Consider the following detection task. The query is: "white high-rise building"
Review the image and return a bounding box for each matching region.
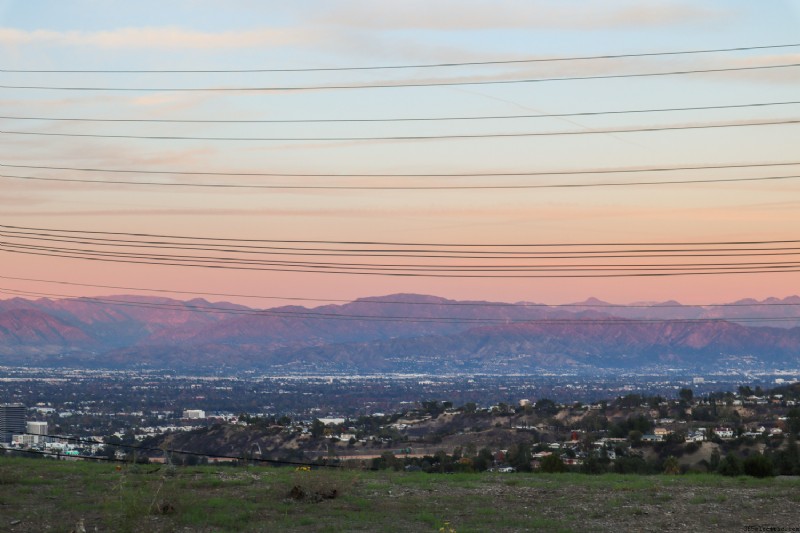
[27,421,48,435]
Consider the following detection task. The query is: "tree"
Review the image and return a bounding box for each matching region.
[663,456,681,475]
[648,395,665,409]
[581,451,608,475]
[539,453,566,473]
[534,398,558,417]
[421,401,444,417]
[472,448,494,472]
[743,453,774,478]
[618,394,643,409]
[613,456,650,474]
[310,418,325,439]
[769,434,800,475]
[786,408,800,435]
[679,388,694,403]
[464,442,477,458]
[372,451,402,471]
[717,453,743,476]
[507,443,533,472]
[709,447,721,472]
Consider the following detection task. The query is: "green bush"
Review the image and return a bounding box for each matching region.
[717,454,743,476]
[743,453,774,478]
[539,454,566,473]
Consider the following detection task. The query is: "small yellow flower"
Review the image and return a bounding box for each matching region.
[439,521,456,533]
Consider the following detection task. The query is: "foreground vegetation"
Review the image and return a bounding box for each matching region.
[2,456,799,532]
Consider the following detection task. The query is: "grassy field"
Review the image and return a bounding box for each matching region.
[1,457,799,532]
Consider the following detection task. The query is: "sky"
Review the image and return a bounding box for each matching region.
[1,0,800,307]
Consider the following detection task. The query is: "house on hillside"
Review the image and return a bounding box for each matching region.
[687,431,705,442]
[714,427,735,439]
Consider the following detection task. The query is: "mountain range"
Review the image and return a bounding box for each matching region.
[1,293,799,371]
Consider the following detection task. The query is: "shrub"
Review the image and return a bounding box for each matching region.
[539,454,566,473]
[613,456,651,475]
[743,453,774,478]
[717,454,743,477]
[663,456,680,475]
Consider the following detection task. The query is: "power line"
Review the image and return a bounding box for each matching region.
[4,159,798,178]
[9,241,800,265]
[3,223,799,248]
[5,42,799,73]
[5,246,800,278]
[4,172,800,190]
[0,286,534,323]
[19,432,343,468]
[2,118,798,143]
[7,240,800,271]
[3,287,799,324]
[2,100,798,124]
[2,273,798,310]
[5,447,124,463]
[8,229,800,259]
[2,62,799,91]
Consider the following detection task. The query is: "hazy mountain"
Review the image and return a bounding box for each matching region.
[1,293,799,370]
[275,318,800,371]
[565,295,800,326]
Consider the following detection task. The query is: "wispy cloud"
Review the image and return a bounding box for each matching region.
[0,26,322,49]
[311,0,726,30]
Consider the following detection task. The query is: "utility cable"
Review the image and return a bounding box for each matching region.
[2,62,798,91]
[4,42,798,73]
[19,432,343,468]
[2,100,797,124]
[8,227,800,256]
[9,236,800,261]
[5,246,800,278]
[3,172,800,190]
[4,159,798,178]
[2,273,800,310]
[2,223,798,248]
[3,287,800,324]
[2,118,798,141]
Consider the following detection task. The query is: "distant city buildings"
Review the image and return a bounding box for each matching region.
[0,403,26,443]
[183,409,206,419]
[27,421,48,435]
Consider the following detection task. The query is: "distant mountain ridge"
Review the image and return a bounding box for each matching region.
[0,293,799,371]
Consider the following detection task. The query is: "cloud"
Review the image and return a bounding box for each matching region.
[311,0,725,30]
[0,26,321,49]
[0,2,729,54]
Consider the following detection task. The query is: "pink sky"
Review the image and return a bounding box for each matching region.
[2,1,800,308]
